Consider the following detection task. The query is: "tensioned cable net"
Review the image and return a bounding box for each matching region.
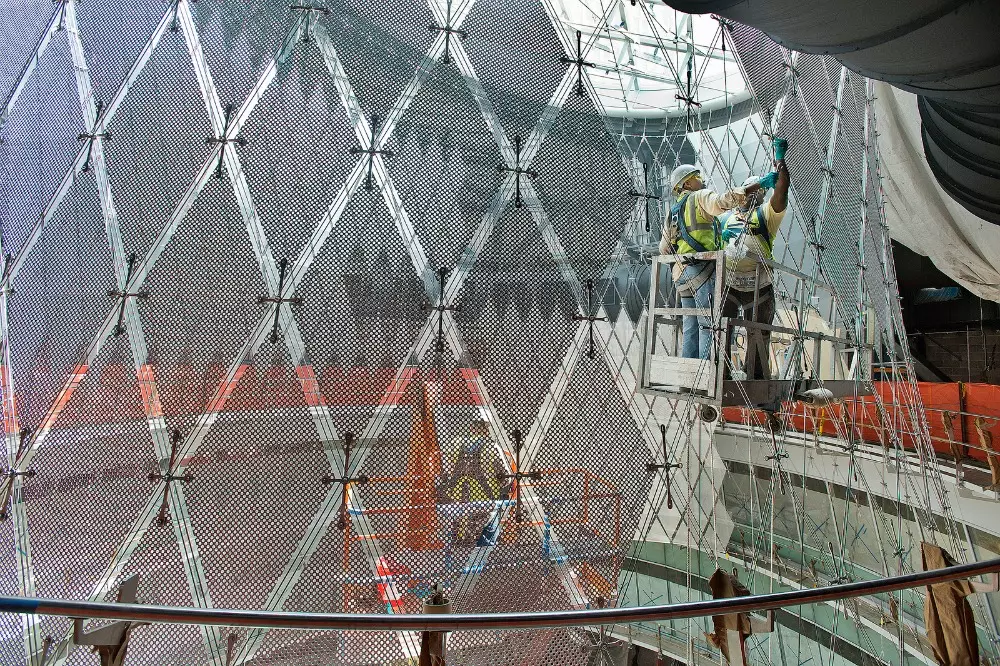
[0,0,998,665]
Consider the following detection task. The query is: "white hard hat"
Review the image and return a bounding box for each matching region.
[741,176,761,189]
[669,164,700,193]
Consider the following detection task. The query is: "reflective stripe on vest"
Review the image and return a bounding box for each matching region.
[671,192,719,254]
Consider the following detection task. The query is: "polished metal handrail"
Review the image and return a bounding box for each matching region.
[1,557,998,632]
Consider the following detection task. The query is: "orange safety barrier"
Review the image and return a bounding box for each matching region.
[405,381,443,551]
[722,382,1000,471]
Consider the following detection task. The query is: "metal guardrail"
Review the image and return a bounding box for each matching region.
[1,557,998,632]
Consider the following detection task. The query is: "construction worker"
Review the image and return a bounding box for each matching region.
[720,139,790,379]
[445,420,503,542]
[662,165,776,360]
[446,420,499,502]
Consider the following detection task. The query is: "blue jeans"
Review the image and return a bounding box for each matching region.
[676,263,715,360]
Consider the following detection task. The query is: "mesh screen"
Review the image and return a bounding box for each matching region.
[139,175,269,437]
[296,187,425,436]
[320,0,435,122]
[388,58,500,274]
[531,91,632,286]
[0,0,51,99]
[0,519,26,665]
[86,524,211,666]
[461,0,565,143]
[0,30,82,256]
[0,1,952,665]
[75,0,165,106]
[239,44,357,267]
[185,347,332,611]
[103,28,214,265]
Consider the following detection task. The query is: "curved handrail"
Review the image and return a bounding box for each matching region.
[1,557,997,632]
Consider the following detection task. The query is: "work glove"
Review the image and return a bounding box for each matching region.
[721,218,745,242]
[759,171,779,190]
[773,137,788,161]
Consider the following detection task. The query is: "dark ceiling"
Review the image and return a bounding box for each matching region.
[663,0,1000,224]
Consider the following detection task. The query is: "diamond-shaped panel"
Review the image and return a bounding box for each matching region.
[0,31,83,256]
[6,172,115,432]
[320,0,436,122]
[532,90,632,286]
[461,0,565,142]
[103,28,214,264]
[388,59,501,273]
[138,175,269,438]
[240,42,358,266]
[353,360,512,606]
[191,0,294,109]
[531,353,653,602]
[183,345,329,611]
[297,188,425,438]
[455,206,576,435]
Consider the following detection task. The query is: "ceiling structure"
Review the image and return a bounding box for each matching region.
[547,0,748,118]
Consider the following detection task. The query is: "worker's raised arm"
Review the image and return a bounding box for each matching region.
[770,159,789,213]
[696,186,750,218]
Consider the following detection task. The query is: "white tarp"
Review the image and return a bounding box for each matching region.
[875,81,1000,302]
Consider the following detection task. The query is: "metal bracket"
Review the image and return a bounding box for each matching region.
[422,267,461,353]
[147,429,192,526]
[0,428,35,520]
[497,135,537,209]
[496,429,541,523]
[289,3,329,42]
[572,279,608,359]
[646,424,682,510]
[322,432,368,530]
[428,0,466,64]
[349,114,393,191]
[78,101,110,172]
[257,258,304,343]
[205,103,248,180]
[559,30,594,96]
[108,253,150,336]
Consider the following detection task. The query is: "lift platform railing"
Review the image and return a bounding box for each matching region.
[640,251,873,411]
[2,557,997,631]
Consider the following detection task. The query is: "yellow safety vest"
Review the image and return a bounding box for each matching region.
[744,205,773,261]
[671,192,720,254]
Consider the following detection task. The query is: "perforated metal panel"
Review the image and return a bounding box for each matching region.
[76,0,164,106]
[0,2,955,665]
[0,30,82,256]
